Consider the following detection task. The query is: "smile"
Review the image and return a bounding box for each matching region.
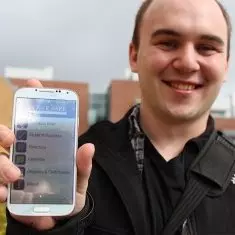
[163,81,203,91]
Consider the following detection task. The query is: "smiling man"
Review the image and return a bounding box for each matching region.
[1,0,235,234]
[129,0,230,161]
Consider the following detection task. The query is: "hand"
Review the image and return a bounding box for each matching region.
[0,79,95,231]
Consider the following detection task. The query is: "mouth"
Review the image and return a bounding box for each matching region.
[162,81,203,91]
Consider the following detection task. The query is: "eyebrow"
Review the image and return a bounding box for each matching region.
[151,28,225,46]
[200,35,224,46]
[151,29,181,38]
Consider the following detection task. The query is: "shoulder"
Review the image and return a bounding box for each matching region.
[78,106,137,146]
[216,130,235,152]
[78,120,114,145]
[78,116,130,148]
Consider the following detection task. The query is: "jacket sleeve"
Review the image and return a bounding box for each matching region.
[5,193,94,235]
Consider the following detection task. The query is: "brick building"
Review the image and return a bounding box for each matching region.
[10,78,89,135]
[108,80,141,122]
[108,79,235,133]
[2,77,235,137]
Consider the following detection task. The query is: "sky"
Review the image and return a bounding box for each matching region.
[0,0,234,108]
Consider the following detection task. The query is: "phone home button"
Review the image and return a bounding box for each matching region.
[33,207,50,213]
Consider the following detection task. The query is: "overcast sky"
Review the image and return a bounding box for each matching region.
[0,0,234,108]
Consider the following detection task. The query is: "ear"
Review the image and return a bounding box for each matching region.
[129,42,138,73]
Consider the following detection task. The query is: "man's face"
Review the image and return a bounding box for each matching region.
[129,0,229,122]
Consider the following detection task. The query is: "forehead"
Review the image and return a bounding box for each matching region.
[141,0,227,41]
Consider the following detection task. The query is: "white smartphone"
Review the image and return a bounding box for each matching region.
[7,87,78,216]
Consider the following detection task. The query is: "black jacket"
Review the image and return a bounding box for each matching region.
[6,111,235,235]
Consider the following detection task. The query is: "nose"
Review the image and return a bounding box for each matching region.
[172,44,200,73]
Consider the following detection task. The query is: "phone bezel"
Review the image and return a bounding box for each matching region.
[7,87,78,216]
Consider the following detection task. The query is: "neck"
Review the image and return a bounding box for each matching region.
[139,103,210,161]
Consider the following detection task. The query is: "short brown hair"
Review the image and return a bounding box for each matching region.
[131,0,232,59]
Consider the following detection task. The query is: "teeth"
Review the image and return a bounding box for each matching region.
[170,83,196,90]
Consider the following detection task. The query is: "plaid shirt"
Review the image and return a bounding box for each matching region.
[128,105,189,234]
[128,105,145,174]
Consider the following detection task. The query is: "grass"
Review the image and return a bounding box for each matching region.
[0,204,6,235]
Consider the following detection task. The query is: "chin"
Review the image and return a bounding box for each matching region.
[166,109,202,123]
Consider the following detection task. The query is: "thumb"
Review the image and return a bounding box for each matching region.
[76,143,95,196]
[26,79,43,88]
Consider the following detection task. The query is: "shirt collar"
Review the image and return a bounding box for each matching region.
[128,105,215,147]
[128,104,143,140]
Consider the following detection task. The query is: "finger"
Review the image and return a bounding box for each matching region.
[31,217,56,231]
[26,79,43,88]
[0,154,21,183]
[76,143,95,195]
[0,184,7,202]
[11,215,56,231]
[0,125,15,148]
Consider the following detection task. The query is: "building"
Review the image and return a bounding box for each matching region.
[2,76,235,138]
[107,79,235,134]
[89,93,108,125]
[10,78,89,135]
[108,79,141,123]
[210,109,228,118]
[4,66,54,81]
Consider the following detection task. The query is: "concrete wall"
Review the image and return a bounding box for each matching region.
[0,77,14,128]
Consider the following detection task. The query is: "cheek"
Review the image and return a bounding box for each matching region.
[150,52,171,70]
[202,58,227,84]
[205,67,226,85]
[138,49,171,74]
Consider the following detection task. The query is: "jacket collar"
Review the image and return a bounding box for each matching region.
[88,112,148,235]
[189,131,235,195]
[86,108,235,234]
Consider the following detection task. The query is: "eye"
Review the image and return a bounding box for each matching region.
[197,44,217,55]
[156,40,178,50]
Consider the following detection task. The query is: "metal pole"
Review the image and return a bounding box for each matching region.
[230,94,234,117]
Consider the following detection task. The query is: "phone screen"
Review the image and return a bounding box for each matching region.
[10,97,77,205]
